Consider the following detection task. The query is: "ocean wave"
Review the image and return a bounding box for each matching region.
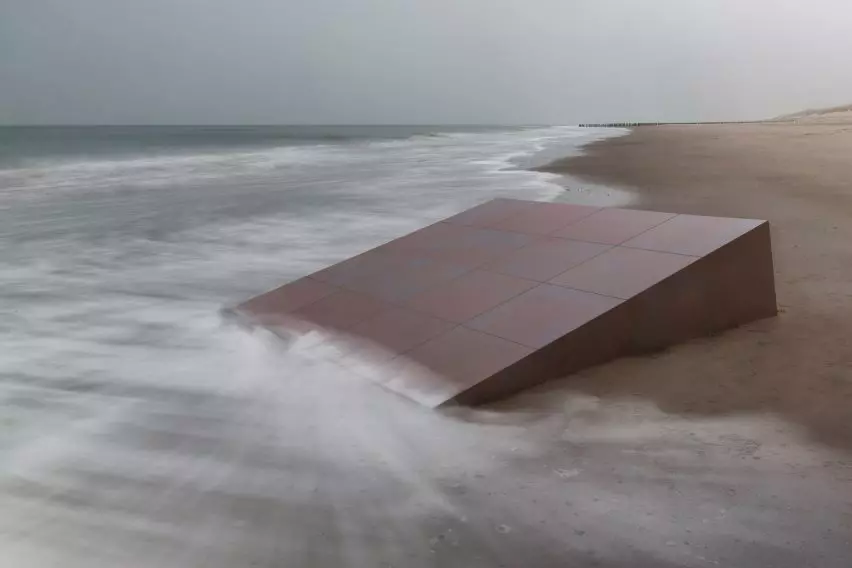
[0,124,638,566]
[0,127,620,199]
[0,144,348,193]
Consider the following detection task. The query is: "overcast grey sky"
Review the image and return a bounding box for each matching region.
[2,0,851,125]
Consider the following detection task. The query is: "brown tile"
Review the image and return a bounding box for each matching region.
[310,250,380,285]
[381,258,471,300]
[442,198,532,228]
[290,290,392,332]
[347,307,455,357]
[484,237,611,282]
[467,284,622,348]
[379,222,465,255]
[385,326,533,407]
[550,246,697,299]
[456,227,536,257]
[384,223,535,268]
[338,306,457,389]
[330,253,469,303]
[237,277,338,317]
[489,201,599,235]
[405,269,538,323]
[622,214,765,257]
[553,208,676,245]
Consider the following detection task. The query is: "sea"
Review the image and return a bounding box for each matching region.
[0,125,628,566]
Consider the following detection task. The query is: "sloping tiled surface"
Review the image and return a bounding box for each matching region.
[484,237,611,282]
[405,270,538,323]
[550,246,698,300]
[234,199,777,407]
[467,284,623,349]
[488,202,600,235]
[622,214,764,257]
[345,307,455,362]
[553,208,676,244]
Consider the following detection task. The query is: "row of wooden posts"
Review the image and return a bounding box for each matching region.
[578,121,757,127]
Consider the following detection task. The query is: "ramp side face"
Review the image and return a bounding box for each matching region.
[234,199,776,407]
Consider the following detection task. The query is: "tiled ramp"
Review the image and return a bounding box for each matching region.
[233,199,777,407]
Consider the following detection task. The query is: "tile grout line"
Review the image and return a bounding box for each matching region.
[542,205,606,235]
[619,243,725,257]
[240,205,694,356]
[464,206,603,240]
[363,228,542,315]
[620,211,682,243]
[456,324,538,351]
[545,281,628,301]
[615,213,762,257]
[542,215,703,284]
[442,206,617,287]
[546,254,702,301]
[548,211,678,246]
[444,200,534,231]
[457,308,611,352]
[235,276,343,319]
[294,211,629,345]
[461,207,682,284]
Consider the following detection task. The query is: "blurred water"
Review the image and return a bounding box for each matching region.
[0,125,636,566]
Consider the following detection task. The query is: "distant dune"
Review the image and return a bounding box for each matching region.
[773,103,852,123]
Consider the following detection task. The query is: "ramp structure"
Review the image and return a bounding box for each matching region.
[234,199,776,407]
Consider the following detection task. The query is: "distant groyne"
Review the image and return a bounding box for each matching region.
[578,121,759,128]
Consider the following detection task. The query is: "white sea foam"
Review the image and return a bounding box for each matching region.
[0,125,648,566]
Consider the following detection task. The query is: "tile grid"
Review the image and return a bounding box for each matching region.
[538,213,684,249]
[619,244,699,257]
[244,256,686,370]
[236,199,772,406]
[242,205,690,344]
[590,212,680,246]
[302,210,758,326]
[328,281,546,363]
[458,210,710,303]
[491,205,601,234]
[383,209,686,317]
[242,205,731,344]
[378,208,702,354]
[336,205,631,357]
[396,209,744,259]
[436,206,694,305]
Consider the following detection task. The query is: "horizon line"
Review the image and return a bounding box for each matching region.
[0,123,564,128]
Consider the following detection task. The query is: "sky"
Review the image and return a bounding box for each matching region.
[2,0,852,125]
